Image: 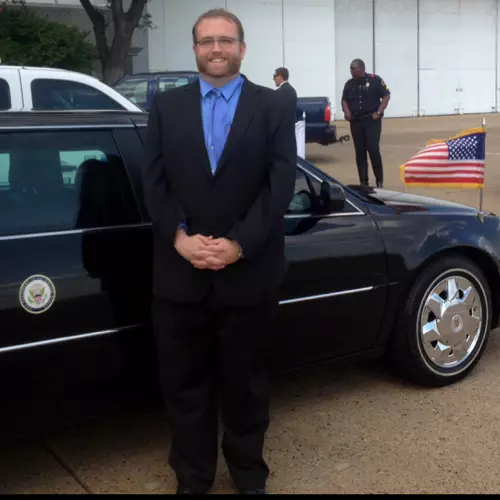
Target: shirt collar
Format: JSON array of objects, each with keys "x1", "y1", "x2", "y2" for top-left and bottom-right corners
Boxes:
[{"x1": 199, "y1": 74, "x2": 244, "y2": 100}]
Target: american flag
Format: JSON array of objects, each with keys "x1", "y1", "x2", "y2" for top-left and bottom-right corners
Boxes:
[{"x1": 400, "y1": 128, "x2": 486, "y2": 188}]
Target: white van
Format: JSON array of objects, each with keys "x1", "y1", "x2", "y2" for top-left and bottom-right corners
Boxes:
[{"x1": 0, "y1": 65, "x2": 143, "y2": 112}]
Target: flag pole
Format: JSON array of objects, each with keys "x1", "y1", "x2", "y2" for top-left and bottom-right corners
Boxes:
[{"x1": 479, "y1": 116, "x2": 486, "y2": 213}]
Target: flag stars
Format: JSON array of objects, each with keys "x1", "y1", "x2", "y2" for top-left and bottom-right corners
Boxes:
[{"x1": 448, "y1": 135, "x2": 480, "y2": 161}]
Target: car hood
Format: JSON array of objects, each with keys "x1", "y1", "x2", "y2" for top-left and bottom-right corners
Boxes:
[{"x1": 348, "y1": 186, "x2": 484, "y2": 215}]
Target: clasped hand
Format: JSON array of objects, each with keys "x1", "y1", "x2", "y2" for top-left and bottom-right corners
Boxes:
[{"x1": 174, "y1": 230, "x2": 241, "y2": 271}]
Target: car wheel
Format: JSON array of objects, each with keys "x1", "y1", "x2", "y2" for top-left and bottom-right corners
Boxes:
[{"x1": 388, "y1": 256, "x2": 492, "y2": 387}]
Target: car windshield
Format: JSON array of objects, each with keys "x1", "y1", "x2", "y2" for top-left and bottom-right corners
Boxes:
[
  {"x1": 114, "y1": 77, "x2": 149, "y2": 108},
  {"x1": 297, "y1": 157, "x2": 384, "y2": 206}
]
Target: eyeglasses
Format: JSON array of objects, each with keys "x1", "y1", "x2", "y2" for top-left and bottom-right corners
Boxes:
[{"x1": 195, "y1": 37, "x2": 240, "y2": 48}]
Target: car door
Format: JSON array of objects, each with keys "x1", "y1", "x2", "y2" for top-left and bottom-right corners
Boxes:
[
  {"x1": 0, "y1": 68, "x2": 22, "y2": 110},
  {"x1": 0, "y1": 125, "x2": 153, "y2": 402},
  {"x1": 270, "y1": 164, "x2": 389, "y2": 372}
]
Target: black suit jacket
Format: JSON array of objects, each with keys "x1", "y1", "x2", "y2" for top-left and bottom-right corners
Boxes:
[
  {"x1": 276, "y1": 81, "x2": 298, "y2": 119},
  {"x1": 143, "y1": 75, "x2": 297, "y2": 306}
]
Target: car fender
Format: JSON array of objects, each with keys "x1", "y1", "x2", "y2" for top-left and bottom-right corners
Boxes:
[{"x1": 370, "y1": 213, "x2": 500, "y2": 346}]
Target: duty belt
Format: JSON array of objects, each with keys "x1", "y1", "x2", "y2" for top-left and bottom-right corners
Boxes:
[{"x1": 352, "y1": 112, "x2": 377, "y2": 120}]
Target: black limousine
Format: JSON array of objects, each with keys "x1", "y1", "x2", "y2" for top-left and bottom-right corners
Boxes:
[{"x1": 1, "y1": 111, "x2": 499, "y2": 437}]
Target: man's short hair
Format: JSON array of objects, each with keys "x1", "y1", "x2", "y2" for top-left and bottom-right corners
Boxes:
[
  {"x1": 192, "y1": 8, "x2": 245, "y2": 44},
  {"x1": 350, "y1": 59, "x2": 365, "y2": 70},
  {"x1": 274, "y1": 67, "x2": 289, "y2": 80}
]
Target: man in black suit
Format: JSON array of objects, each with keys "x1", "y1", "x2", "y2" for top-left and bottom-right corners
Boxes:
[
  {"x1": 273, "y1": 67, "x2": 298, "y2": 119},
  {"x1": 143, "y1": 7, "x2": 296, "y2": 496}
]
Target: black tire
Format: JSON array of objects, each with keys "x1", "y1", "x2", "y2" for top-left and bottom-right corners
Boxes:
[{"x1": 388, "y1": 255, "x2": 492, "y2": 387}]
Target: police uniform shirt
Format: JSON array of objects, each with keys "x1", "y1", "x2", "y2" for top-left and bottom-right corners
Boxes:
[{"x1": 342, "y1": 74, "x2": 390, "y2": 117}]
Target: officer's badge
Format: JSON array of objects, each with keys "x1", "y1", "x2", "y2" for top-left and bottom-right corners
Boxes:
[{"x1": 366, "y1": 81, "x2": 370, "y2": 88}]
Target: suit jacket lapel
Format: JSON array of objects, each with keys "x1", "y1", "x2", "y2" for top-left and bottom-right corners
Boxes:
[
  {"x1": 183, "y1": 80, "x2": 213, "y2": 180},
  {"x1": 215, "y1": 77, "x2": 259, "y2": 177}
]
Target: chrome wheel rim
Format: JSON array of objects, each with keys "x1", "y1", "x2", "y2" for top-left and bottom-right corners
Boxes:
[{"x1": 420, "y1": 274, "x2": 483, "y2": 369}]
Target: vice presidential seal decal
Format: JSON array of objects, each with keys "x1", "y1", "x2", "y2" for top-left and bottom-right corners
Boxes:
[{"x1": 19, "y1": 275, "x2": 56, "y2": 314}]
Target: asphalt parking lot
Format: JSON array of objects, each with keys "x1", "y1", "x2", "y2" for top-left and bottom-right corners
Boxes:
[{"x1": 3, "y1": 113, "x2": 500, "y2": 494}]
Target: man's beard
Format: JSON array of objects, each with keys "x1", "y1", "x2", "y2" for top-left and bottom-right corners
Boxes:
[{"x1": 196, "y1": 54, "x2": 241, "y2": 78}]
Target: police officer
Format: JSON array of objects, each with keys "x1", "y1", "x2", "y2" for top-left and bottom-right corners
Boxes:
[{"x1": 341, "y1": 59, "x2": 391, "y2": 188}]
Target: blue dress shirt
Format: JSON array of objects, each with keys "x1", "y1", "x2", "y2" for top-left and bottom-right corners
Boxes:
[
  {"x1": 199, "y1": 74, "x2": 244, "y2": 173},
  {"x1": 178, "y1": 75, "x2": 244, "y2": 232}
]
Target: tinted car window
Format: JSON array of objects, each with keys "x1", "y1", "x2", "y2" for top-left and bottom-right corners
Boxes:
[
  {"x1": 60, "y1": 149, "x2": 107, "y2": 185},
  {"x1": 114, "y1": 77, "x2": 149, "y2": 107},
  {"x1": 285, "y1": 168, "x2": 317, "y2": 235},
  {"x1": 0, "y1": 153, "x2": 9, "y2": 187},
  {"x1": 31, "y1": 79, "x2": 125, "y2": 110},
  {"x1": 288, "y1": 168, "x2": 314, "y2": 216},
  {"x1": 0, "y1": 79, "x2": 11, "y2": 110},
  {"x1": 0, "y1": 130, "x2": 140, "y2": 236}
]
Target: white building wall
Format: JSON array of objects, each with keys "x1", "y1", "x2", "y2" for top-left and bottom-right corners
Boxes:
[
  {"x1": 283, "y1": 0, "x2": 336, "y2": 113},
  {"x1": 419, "y1": 0, "x2": 497, "y2": 116},
  {"x1": 25, "y1": 0, "x2": 500, "y2": 118},
  {"x1": 146, "y1": 0, "x2": 167, "y2": 74},
  {"x1": 334, "y1": 0, "x2": 373, "y2": 118},
  {"x1": 458, "y1": 0, "x2": 497, "y2": 115},
  {"x1": 159, "y1": 0, "x2": 224, "y2": 72},
  {"x1": 146, "y1": 0, "x2": 500, "y2": 119},
  {"x1": 227, "y1": 0, "x2": 283, "y2": 88},
  {"x1": 419, "y1": 0, "x2": 466, "y2": 116},
  {"x1": 374, "y1": 0, "x2": 418, "y2": 118},
  {"x1": 147, "y1": 0, "x2": 336, "y2": 107}
]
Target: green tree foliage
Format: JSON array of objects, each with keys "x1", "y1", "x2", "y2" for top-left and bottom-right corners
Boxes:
[{"x1": 0, "y1": 0, "x2": 96, "y2": 73}]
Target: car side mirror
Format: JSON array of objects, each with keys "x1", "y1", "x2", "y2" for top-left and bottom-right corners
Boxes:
[{"x1": 318, "y1": 181, "x2": 346, "y2": 213}]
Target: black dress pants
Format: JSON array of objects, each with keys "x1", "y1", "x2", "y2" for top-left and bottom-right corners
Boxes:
[
  {"x1": 349, "y1": 117, "x2": 384, "y2": 186},
  {"x1": 151, "y1": 292, "x2": 279, "y2": 493}
]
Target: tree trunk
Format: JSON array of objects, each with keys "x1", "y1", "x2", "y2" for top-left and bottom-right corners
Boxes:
[
  {"x1": 101, "y1": 14, "x2": 135, "y2": 85},
  {"x1": 101, "y1": 57, "x2": 127, "y2": 86},
  {"x1": 79, "y1": 0, "x2": 148, "y2": 86}
]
